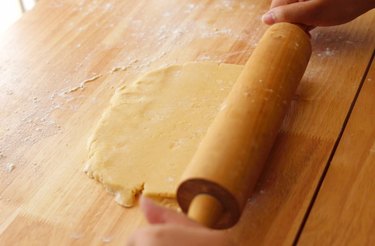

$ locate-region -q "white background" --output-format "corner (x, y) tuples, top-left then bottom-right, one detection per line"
(0, 0), (36, 34)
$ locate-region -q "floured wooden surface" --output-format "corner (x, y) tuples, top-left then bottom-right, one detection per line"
(85, 62), (242, 207)
(299, 57), (375, 245)
(0, 0), (374, 245)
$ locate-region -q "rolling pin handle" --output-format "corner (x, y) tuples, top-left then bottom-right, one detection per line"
(187, 194), (224, 228)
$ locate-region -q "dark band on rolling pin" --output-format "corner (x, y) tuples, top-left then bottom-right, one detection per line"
(177, 178), (241, 229)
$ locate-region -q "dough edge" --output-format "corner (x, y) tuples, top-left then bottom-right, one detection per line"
(84, 62), (244, 208)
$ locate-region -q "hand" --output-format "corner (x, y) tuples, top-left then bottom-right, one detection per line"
(127, 196), (234, 246)
(262, 0), (375, 27)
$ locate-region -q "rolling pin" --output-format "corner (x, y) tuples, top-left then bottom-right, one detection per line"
(176, 23), (311, 229)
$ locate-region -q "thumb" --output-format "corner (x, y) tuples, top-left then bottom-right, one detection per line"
(262, 1), (319, 26)
(140, 196), (199, 227)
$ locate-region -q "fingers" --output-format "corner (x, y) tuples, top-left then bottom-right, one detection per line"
(128, 224), (233, 246)
(270, 0), (298, 9)
(131, 197), (234, 246)
(262, 1), (319, 26)
(127, 226), (169, 246)
(140, 196), (199, 227)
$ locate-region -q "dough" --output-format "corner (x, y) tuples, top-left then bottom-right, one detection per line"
(85, 62), (243, 207)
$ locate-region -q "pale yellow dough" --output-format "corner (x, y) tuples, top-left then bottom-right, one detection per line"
(85, 62), (243, 207)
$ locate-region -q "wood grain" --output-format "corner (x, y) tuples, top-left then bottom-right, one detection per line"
(231, 11), (375, 246)
(0, 0), (374, 245)
(298, 56), (375, 245)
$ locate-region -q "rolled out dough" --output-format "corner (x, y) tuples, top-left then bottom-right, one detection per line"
(85, 62), (243, 207)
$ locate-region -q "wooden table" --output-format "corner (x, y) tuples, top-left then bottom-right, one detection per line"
(0, 0), (374, 245)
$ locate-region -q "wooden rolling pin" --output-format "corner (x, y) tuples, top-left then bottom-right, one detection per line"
(176, 23), (312, 229)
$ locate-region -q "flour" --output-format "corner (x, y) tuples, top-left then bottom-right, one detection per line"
(5, 163), (15, 173)
(317, 47), (335, 57)
(101, 236), (113, 244)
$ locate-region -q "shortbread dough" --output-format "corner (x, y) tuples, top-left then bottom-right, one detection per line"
(85, 62), (243, 207)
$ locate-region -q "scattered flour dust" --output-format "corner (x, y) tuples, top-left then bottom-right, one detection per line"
(70, 232), (84, 240)
(5, 163), (15, 173)
(0, 58), (139, 166)
(101, 236), (113, 244)
(1, 0), (261, 172)
(317, 47), (335, 57)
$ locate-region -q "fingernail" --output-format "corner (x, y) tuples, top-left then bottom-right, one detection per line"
(262, 11), (275, 25)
